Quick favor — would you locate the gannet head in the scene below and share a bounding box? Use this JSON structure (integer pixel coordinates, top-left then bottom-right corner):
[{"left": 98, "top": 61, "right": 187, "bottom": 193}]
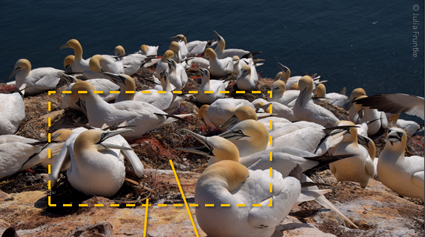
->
[
  {"left": 198, "top": 67, "right": 210, "bottom": 81},
  {"left": 140, "top": 44, "right": 149, "bottom": 55},
  {"left": 385, "top": 127, "right": 407, "bottom": 149},
  {"left": 74, "top": 129, "right": 134, "bottom": 155},
  {"left": 52, "top": 129, "right": 75, "bottom": 142},
  {"left": 166, "top": 58, "right": 177, "bottom": 71},
  {"left": 350, "top": 88, "right": 367, "bottom": 101},
  {"left": 353, "top": 95, "right": 367, "bottom": 112},
  {"left": 71, "top": 81, "right": 96, "bottom": 114},
  {"left": 89, "top": 54, "right": 104, "bottom": 73},
  {"left": 220, "top": 106, "right": 257, "bottom": 128},
  {"left": 335, "top": 120, "right": 358, "bottom": 143},
  {"left": 9, "top": 59, "right": 31, "bottom": 79},
  {"left": 161, "top": 50, "right": 174, "bottom": 62},
  {"left": 114, "top": 45, "right": 126, "bottom": 57},
  {"left": 276, "top": 62, "right": 291, "bottom": 82},
  {"left": 199, "top": 160, "right": 249, "bottom": 192},
  {"left": 275, "top": 71, "right": 283, "bottom": 80},
  {"left": 212, "top": 30, "right": 226, "bottom": 50},
  {"left": 60, "top": 39, "right": 81, "bottom": 50},
  {"left": 205, "top": 48, "right": 217, "bottom": 59},
  {"left": 316, "top": 84, "right": 326, "bottom": 98},
  {"left": 253, "top": 100, "right": 271, "bottom": 113},
  {"left": 169, "top": 41, "right": 180, "bottom": 54},
  {"left": 170, "top": 34, "right": 187, "bottom": 44},
  {"left": 232, "top": 56, "right": 240, "bottom": 73},
  {"left": 298, "top": 76, "right": 314, "bottom": 93},
  {"left": 220, "top": 119, "right": 269, "bottom": 152},
  {"left": 271, "top": 80, "right": 286, "bottom": 94},
  {"left": 63, "top": 55, "right": 75, "bottom": 73},
  {"left": 239, "top": 65, "right": 251, "bottom": 78},
  {"left": 357, "top": 134, "right": 376, "bottom": 159}
]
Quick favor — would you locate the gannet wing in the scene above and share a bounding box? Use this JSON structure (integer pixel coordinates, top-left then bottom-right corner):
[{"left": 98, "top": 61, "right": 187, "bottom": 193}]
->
[
  {"left": 412, "top": 171, "right": 424, "bottom": 189},
  {"left": 118, "top": 137, "right": 144, "bottom": 178}
]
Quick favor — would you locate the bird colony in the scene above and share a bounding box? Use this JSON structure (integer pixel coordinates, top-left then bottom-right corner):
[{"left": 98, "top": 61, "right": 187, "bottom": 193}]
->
[{"left": 0, "top": 30, "right": 424, "bottom": 237}]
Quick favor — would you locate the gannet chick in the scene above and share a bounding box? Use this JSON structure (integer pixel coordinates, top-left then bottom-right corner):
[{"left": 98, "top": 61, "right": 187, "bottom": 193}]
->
[
  {"left": 139, "top": 44, "right": 159, "bottom": 57},
  {"left": 236, "top": 65, "right": 258, "bottom": 91},
  {"left": 353, "top": 93, "right": 424, "bottom": 120},
  {"left": 205, "top": 48, "right": 233, "bottom": 78},
  {"left": 378, "top": 127, "right": 424, "bottom": 202},
  {"left": 195, "top": 68, "right": 229, "bottom": 104},
  {"left": 329, "top": 121, "right": 375, "bottom": 188},
  {"left": 0, "top": 92, "right": 25, "bottom": 135},
  {"left": 103, "top": 72, "right": 173, "bottom": 110},
  {"left": 60, "top": 39, "right": 90, "bottom": 72},
  {"left": 8, "top": 59, "right": 63, "bottom": 96},
  {"left": 293, "top": 76, "right": 339, "bottom": 128},
  {"left": 207, "top": 98, "right": 255, "bottom": 131},
  {"left": 71, "top": 81, "right": 191, "bottom": 139},
  {"left": 268, "top": 80, "right": 299, "bottom": 106},
  {"left": 59, "top": 73, "right": 119, "bottom": 111},
  {"left": 154, "top": 50, "right": 174, "bottom": 80},
  {"left": 212, "top": 30, "right": 250, "bottom": 59},
  {"left": 314, "top": 84, "right": 348, "bottom": 108},
  {"left": 49, "top": 128, "right": 144, "bottom": 197},
  {"left": 251, "top": 98, "right": 296, "bottom": 122},
  {"left": 195, "top": 159, "right": 300, "bottom": 237}
]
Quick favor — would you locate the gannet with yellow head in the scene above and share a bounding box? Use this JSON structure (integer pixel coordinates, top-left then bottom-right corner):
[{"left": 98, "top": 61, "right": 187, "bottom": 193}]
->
[
  {"left": 60, "top": 39, "right": 90, "bottom": 72},
  {"left": 207, "top": 98, "right": 255, "bottom": 132},
  {"left": 293, "top": 76, "right": 339, "bottom": 128},
  {"left": 314, "top": 84, "right": 348, "bottom": 108},
  {"left": 236, "top": 64, "right": 258, "bottom": 91},
  {"left": 205, "top": 48, "right": 233, "bottom": 78},
  {"left": 139, "top": 44, "right": 159, "bottom": 57},
  {"left": 8, "top": 59, "right": 63, "bottom": 96},
  {"left": 251, "top": 98, "right": 296, "bottom": 122},
  {"left": 154, "top": 50, "right": 174, "bottom": 79},
  {"left": 195, "top": 68, "right": 229, "bottom": 104},
  {"left": 329, "top": 121, "right": 375, "bottom": 188},
  {"left": 378, "top": 127, "right": 424, "bottom": 202},
  {"left": 268, "top": 80, "right": 300, "bottom": 106},
  {"left": 212, "top": 30, "right": 250, "bottom": 59},
  {"left": 166, "top": 58, "right": 188, "bottom": 91},
  {"left": 89, "top": 54, "right": 125, "bottom": 75},
  {"left": 0, "top": 92, "right": 25, "bottom": 135}
]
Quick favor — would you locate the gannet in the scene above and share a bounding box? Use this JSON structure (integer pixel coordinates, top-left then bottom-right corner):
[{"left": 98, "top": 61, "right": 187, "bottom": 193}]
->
[
  {"left": 60, "top": 39, "right": 90, "bottom": 72},
  {"left": 329, "top": 121, "right": 375, "bottom": 188},
  {"left": 205, "top": 48, "right": 233, "bottom": 78},
  {"left": 184, "top": 57, "right": 209, "bottom": 69},
  {"left": 48, "top": 128, "right": 144, "bottom": 197},
  {"left": 0, "top": 135, "right": 51, "bottom": 179},
  {"left": 207, "top": 98, "right": 255, "bottom": 131},
  {"left": 169, "top": 41, "right": 186, "bottom": 63},
  {"left": 154, "top": 50, "right": 174, "bottom": 80},
  {"left": 293, "top": 76, "right": 339, "bottom": 128},
  {"left": 195, "top": 68, "right": 229, "bottom": 104},
  {"left": 59, "top": 73, "right": 119, "bottom": 111},
  {"left": 89, "top": 54, "right": 125, "bottom": 74},
  {"left": 167, "top": 58, "right": 188, "bottom": 91},
  {"left": 70, "top": 81, "right": 191, "bottom": 139},
  {"left": 236, "top": 64, "right": 258, "bottom": 91},
  {"left": 351, "top": 94, "right": 388, "bottom": 136},
  {"left": 314, "top": 84, "right": 348, "bottom": 108},
  {"left": 251, "top": 98, "right": 296, "bottom": 122},
  {"left": 8, "top": 59, "right": 63, "bottom": 96},
  {"left": 114, "top": 45, "right": 148, "bottom": 75},
  {"left": 0, "top": 92, "right": 25, "bottom": 135},
  {"left": 378, "top": 127, "right": 424, "bottom": 201},
  {"left": 139, "top": 44, "right": 159, "bottom": 57},
  {"left": 170, "top": 34, "right": 216, "bottom": 57},
  {"left": 268, "top": 80, "right": 299, "bottom": 106},
  {"left": 353, "top": 93, "right": 424, "bottom": 120},
  {"left": 195, "top": 159, "right": 300, "bottom": 237},
  {"left": 103, "top": 72, "right": 173, "bottom": 111},
  {"left": 395, "top": 119, "right": 422, "bottom": 136},
  {"left": 212, "top": 30, "right": 250, "bottom": 59},
  {"left": 63, "top": 55, "right": 75, "bottom": 73},
  {"left": 276, "top": 63, "right": 324, "bottom": 90},
  {"left": 198, "top": 104, "right": 215, "bottom": 128}
]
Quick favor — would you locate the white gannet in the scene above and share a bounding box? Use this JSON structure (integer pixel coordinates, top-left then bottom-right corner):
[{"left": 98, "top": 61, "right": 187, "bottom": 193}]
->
[
  {"left": 329, "top": 121, "right": 375, "bottom": 188},
  {"left": 89, "top": 54, "right": 125, "bottom": 75},
  {"left": 236, "top": 64, "right": 258, "bottom": 91},
  {"left": 212, "top": 30, "right": 250, "bottom": 59},
  {"left": 252, "top": 98, "right": 296, "bottom": 122},
  {"left": 184, "top": 57, "right": 210, "bottom": 69},
  {"left": 139, "top": 44, "right": 159, "bottom": 57},
  {"left": 154, "top": 50, "right": 174, "bottom": 80},
  {"left": 395, "top": 119, "right": 422, "bottom": 136},
  {"left": 293, "top": 76, "right": 339, "bottom": 128},
  {"left": 170, "top": 34, "right": 216, "bottom": 57},
  {"left": 198, "top": 104, "right": 215, "bottom": 129},
  {"left": 60, "top": 39, "right": 90, "bottom": 72},
  {"left": 0, "top": 135, "right": 51, "bottom": 179},
  {"left": 195, "top": 159, "right": 300, "bottom": 237},
  {"left": 314, "top": 84, "right": 348, "bottom": 108},
  {"left": 205, "top": 48, "right": 233, "bottom": 78},
  {"left": 63, "top": 55, "right": 75, "bottom": 73},
  {"left": 59, "top": 73, "right": 119, "bottom": 111},
  {"left": 103, "top": 72, "right": 173, "bottom": 111},
  {"left": 0, "top": 92, "right": 25, "bottom": 135},
  {"left": 48, "top": 128, "right": 144, "bottom": 197},
  {"left": 195, "top": 68, "right": 229, "bottom": 104},
  {"left": 167, "top": 58, "right": 188, "bottom": 91},
  {"left": 268, "top": 80, "right": 300, "bottom": 106},
  {"left": 70, "top": 81, "right": 191, "bottom": 139},
  {"left": 276, "top": 63, "right": 324, "bottom": 90},
  {"left": 377, "top": 127, "right": 424, "bottom": 202},
  {"left": 8, "top": 59, "right": 63, "bottom": 96},
  {"left": 169, "top": 41, "right": 187, "bottom": 63},
  {"left": 353, "top": 93, "right": 424, "bottom": 120},
  {"left": 207, "top": 98, "right": 255, "bottom": 131},
  {"left": 114, "top": 45, "right": 147, "bottom": 75},
  {"left": 351, "top": 93, "right": 388, "bottom": 136}
]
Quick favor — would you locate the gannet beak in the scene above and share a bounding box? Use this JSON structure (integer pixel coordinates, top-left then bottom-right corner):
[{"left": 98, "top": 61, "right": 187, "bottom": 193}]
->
[
  {"left": 98, "top": 128, "right": 134, "bottom": 142},
  {"left": 65, "top": 64, "right": 73, "bottom": 74},
  {"left": 180, "top": 129, "right": 214, "bottom": 154},
  {"left": 212, "top": 30, "right": 221, "bottom": 41},
  {"left": 387, "top": 129, "right": 403, "bottom": 142},
  {"left": 219, "top": 114, "right": 239, "bottom": 128},
  {"left": 102, "top": 72, "right": 126, "bottom": 85},
  {"left": 8, "top": 67, "right": 21, "bottom": 80},
  {"left": 170, "top": 35, "right": 180, "bottom": 41},
  {"left": 60, "top": 43, "right": 70, "bottom": 50},
  {"left": 75, "top": 98, "right": 87, "bottom": 116},
  {"left": 219, "top": 129, "right": 246, "bottom": 141},
  {"left": 276, "top": 62, "right": 289, "bottom": 72},
  {"left": 98, "top": 143, "right": 133, "bottom": 150}
]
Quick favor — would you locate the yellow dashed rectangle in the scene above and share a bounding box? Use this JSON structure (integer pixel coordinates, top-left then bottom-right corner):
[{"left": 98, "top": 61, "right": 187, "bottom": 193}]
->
[
  {"left": 205, "top": 204, "right": 214, "bottom": 207},
  {"left": 94, "top": 204, "right": 104, "bottom": 207},
  {"left": 173, "top": 91, "right": 182, "bottom": 94},
  {"left": 252, "top": 204, "right": 262, "bottom": 207},
  {"left": 270, "top": 104, "right": 273, "bottom": 114},
  {"left": 48, "top": 149, "right": 51, "bottom": 158},
  {"left": 79, "top": 204, "right": 89, "bottom": 207},
  {"left": 270, "top": 152, "right": 272, "bottom": 161},
  {"left": 48, "top": 117, "right": 51, "bottom": 127},
  {"left": 48, "top": 91, "right": 56, "bottom": 95},
  {"left": 125, "top": 91, "right": 135, "bottom": 94},
  {"left": 236, "top": 91, "right": 245, "bottom": 94},
  {"left": 270, "top": 167, "right": 273, "bottom": 177},
  {"left": 78, "top": 91, "right": 87, "bottom": 94},
  {"left": 48, "top": 102, "right": 51, "bottom": 111},
  {"left": 220, "top": 91, "right": 229, "bottom": 94},
  {"left": 48, "top": 180, "right": 51, "bottom": 190},
  {"left": 158, "top": 204, "right": 168, "bottom": 207},
  {"left": 270, "top": 183, "right": 273, "bottom": 193},
  {"left": 63, "top": 204, "right": 72, "bottom": 207},
  {"left": 268, "top": 91, "right": 272, "bottom": 98},
  {"left": 48, "top": 165, "right": 51, "bottom": 174},
  {"left": 220, "top": 204, "right": 230, "bottom": 207},
  {"left": 269, "top": 136, "right": 272, "bottom": 146},
  {"left": 110, "top": 91, "right": 120, "bottom": 94},
  {"left": 189, "top": 91, "right": 198, "bottom": 94},
  {"left": 189, "top": 204, "right": 199, "bottom": 207},
  {"left": 94, "top": 91, "right": 103, "bottom": 94},
  {"left": 236, "top": 204, "right": 246, "bottom": 207},
  {"left": 141, "top": 91, "right": 151, "bottom": 94},
  {"left": 62, "top": 91, "right": 71, "bottom": 94},
  {"left": 173, "top": 204, "right": 183, "bottom": 207},
  {"left": 252, "top": 91, "right": 261, "bottom": 94},
  {"left": 110, "top": 204, "right": 120, "bottom": 207},
  {"left": 126, "top": 204, "right": 136, "bottom": 207},
  {"left": 157, "top": 91, "right": 167, "bottom": 94},
  {"left": 204, "top": 91, "right": 214, "bottom": 94}
]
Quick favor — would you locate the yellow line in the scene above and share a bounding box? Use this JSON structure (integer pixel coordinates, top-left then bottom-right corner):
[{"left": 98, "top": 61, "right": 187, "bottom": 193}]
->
[
  {"left": 270, "top": 104, "right": 273, "bottom": 114},
  {"left": 48, "top": 180, "right": 51, "bottom": 190},
  {"left": 252, "top": 91, "right": 261, "bottom": 94},
  {"left": 157, "top": 204, "right": 167, "bottom": 207},
  {"left": 110, "top": 204, "right": 120, "bottom": 207},
  {"left": 48, "top": 91, "right": 56, "bottom": 95},
  {"left": 48, "top": 117, "right": 51, "bottom": 127},
  {"left": 94, "top": 91, "right": 103, "bottom": 94},
  {"left": 48, "top": 149, "right": 51, "bottom": 158},
  {"left": 79, "top": 204, "right": 89, "bottom": 207},
  {"left": 141, "top": 91, "right": 151, "bottom": 94},
  {"left": 236, "top": 204, "right": 246, "bottom": 207},
  {"left": 78, "top": 91, "right": 87, "bottom": 94},
  {"left": 48, "top": 133, "right": 51, "bottom": 142},
  {"left": 269, "top": 120, "right": 272, "bottom": 130},
  {"left": 236, "top": 91, "right": 245, "bottom": 94},
  {"left": 270, "top": 152, "right": 272, "bottom": 161},
  {"left": 189, "top": 91, "right": 198, "bottom": 94},
  {"left": 220, "top": 91, "right": 229, "bottom": 94},
  {"left": 63, "top": 204, "right": 72, "bottom": 207},
  {"left": 48, "top": 102, "right": 51, "bottom": 111},
  {"left": 173, "top": 204, "right": 183, "bottom": 207},
  {"left": 268, "top": 91, "right": 272, "bottom": 98},
  {"left": 204, "top": 91, "right": 214, "bottom": 94},
  {"left": 205, "top": 204, "right": 214, "bottom": 207},
  {"left": 269, "top": 199, "right": 273, "bottom": 207},
  {"left": 252, "top": 204, "right": 262, "bottom": 207},
  {"left": 270, "top": 167, "right": 273, "bottom": 177},
  {"left": 189, "top": 204, "right": 198, "bottom": 207},
  {"left": 125, "top": 91, "right": 135, "bottom": 94},
  {"left": 48, "top": 196, "right": 56, "bottom": 207},
  {"left": 62, "top": 91, "right": 71, "bottom": 94},
  {"left": 126, "top": 204, "right": 136, "bottom": 207},
  {"left": 173, "top": 91, "right": 182, "bottom": 94},
  {"left": 169, "top": 160, "right": 199, "bottom": 237},
  {"left": 94, "top": 204, "right": 104, "bottom": 207},
  {"left": 110, "top": 91, "right": 120, "bottom": 94},
  {"left": 143, "top": 199, "right": 149, "bottom": 237},
  {"left": 157, "top": 91, "right": 167, "bottom": 94},
  {"left": 270, "top": 183, "right": 273, "bottom": 193},
  {"left": 48, "top": 165, "right": 51, "bottom": 174},
  {"left": 269, "top": 136, "right": 272, "bottom": 146},
  {"left": 220, "top": 204, "right": 230, "bottom": 207}
]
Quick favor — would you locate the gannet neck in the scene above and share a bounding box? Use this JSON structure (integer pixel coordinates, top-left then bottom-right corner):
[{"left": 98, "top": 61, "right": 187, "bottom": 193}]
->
[
  {"left": 205, "top": 48, "right": 218, "bottom": 61},
  {"left": 213, "top": 31, "right": 226, "bottom": 53},
  {"left": 336, "top": 121, "right": 359, "bottom": 144},
  {"left": 169, "top": 41, "right": 180, "bottom": 54},
  {"left": 53, "top": 129, "right": 74, "bottom": 142},
  {"left": 296, "top": 76, "right": 314, "bottom": 107},
  {"left": 200, "top": 70, "right": 211, "bottom": 90},
  {"left": 161, "top": 50, "right": 174, "bottom": 62},
  {"left": 89, "top": 55, "right": 103, "bottom": 73},
  {"left": 160, "top": 73, "right": 172, "bottom": 92},
  {"left": 197, "top": 160, "right": 249, "bottom": 192},
  {"left": 64, "top": 55, "right": 75, "bottom": 73},
  {"left": 114, "top": 45, "right": 125, "bottom": 57},
  {"left": 69, "top": 39, "right": 84, "bottom": 61},
  {"left": 316, "top": 84, "right": 326, "bottom": 98}
]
